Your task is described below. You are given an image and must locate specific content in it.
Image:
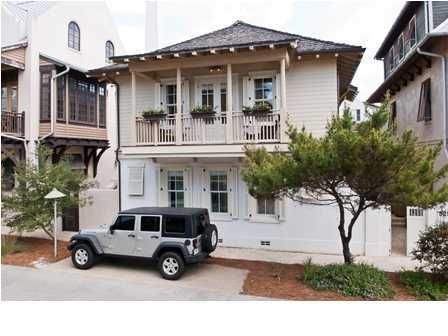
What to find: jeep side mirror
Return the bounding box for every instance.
[109,225,115,234]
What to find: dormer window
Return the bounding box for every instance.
[105,40,114,63]
[68,21,80,51]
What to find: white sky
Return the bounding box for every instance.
[106,0,407,101]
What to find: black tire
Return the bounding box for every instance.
[71,243,96,270]
[158,251,185,280]
[202,224,218,253]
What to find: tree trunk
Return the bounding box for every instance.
[341,237,353,264]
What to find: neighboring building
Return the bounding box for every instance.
[338,85,368,123]
[86,21,396,257]
[1,1,123,231]
[367,1,448,255]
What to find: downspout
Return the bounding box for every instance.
[39,65,70,142]
[416,47,448,158]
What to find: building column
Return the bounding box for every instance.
[131,71,137,145]
[226,64,233,143]
[176,67,182,145]
[280,58,288,142]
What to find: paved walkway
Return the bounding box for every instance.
[213,247,419,272]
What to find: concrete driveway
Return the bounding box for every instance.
[2,257,263,301]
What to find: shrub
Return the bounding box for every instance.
[399,271,448,300]
[1,236,26,256]
[242,101,272,114]
[191,105,215,115]
[303,260,395,299]
[411,223,448,277]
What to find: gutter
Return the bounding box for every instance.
[416,47,448,158]
[2,133,28,158]
[39,65,70,142]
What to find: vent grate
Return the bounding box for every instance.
[260,241,271,246]
[218,239,223,243]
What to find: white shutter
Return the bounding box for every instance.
[183,167,192,207]
[194,79,200,106]
[158,168,168,206]
[232,75,239,111]
[128,167,144,196]
[160,84,166,111]
[242,76,254,107]
[275,74,281,111]
[154,82,161,109]
[276,198,285,221]
[182,80,190,113]
[228,167,237,218]
[200,167,208,208]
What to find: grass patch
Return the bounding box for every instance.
[303,260,395,299]
[399,271,448,301]
[1,236,27,257]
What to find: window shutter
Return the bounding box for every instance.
[275,198,285,221]
[243,76,254,107]
[182,80,190,114]
[275,73,281,111]
[154,82,161,109]
[128,167,144,196]
[160,84,166,111]
[183,167,192,207]
[158,168,168,206]
[200,167,208,208]
[228,167,237,218]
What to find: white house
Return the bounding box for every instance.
[1,1,123,232]
[87,21,396,257]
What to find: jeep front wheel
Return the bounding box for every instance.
[158,252,185,280]
[71,243,96,270]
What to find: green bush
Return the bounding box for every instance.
[1,236,26,256]
[303,260,395,299]
[399,271,448,301]
[412,223,448,277]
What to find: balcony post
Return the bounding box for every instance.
[176,67,182,145]
[280,58,288,142]
[131,71,137,145]
[226,64,233,143]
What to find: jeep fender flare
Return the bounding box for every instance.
[69,234,104,255]
[152,242,189,260]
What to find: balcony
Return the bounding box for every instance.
[1,111,24,137]
[136,111,281,145]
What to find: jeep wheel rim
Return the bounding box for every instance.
[211,231,217,246]
[75,249,89,265]
[162,257,179,275]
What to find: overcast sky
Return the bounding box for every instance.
[107,0,406,101]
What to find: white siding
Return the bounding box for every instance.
[286,59,338,137]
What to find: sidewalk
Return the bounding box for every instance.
[213,246,419,272]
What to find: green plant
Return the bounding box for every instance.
[302,260,395,299]
[2,146,92,240]
[242,97,448,263]
[399,271,448,300]
[411,223,448,277]
[141,108,166,119]
[1,236,26,256]
[242,101,272,114]
[191,105,215,114]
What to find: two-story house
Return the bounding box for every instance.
[1,1,123,232]
[368,1,448,255]
[88,21,395,256]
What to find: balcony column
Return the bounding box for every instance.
[226,64,233,143]
[280,58,288,142]
[176,67,182,145]
[131,71,137,145]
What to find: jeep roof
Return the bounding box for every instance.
[119,207,208,216]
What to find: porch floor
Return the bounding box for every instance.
[212,246,419,272]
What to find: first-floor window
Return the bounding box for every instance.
[257,197,276,215]
[356,109,361,121]
[168,170,184,208]
[210,171,228,213]
[417,79,431,122]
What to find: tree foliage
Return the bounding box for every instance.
[242,99,448,263]
[2,146,92,239]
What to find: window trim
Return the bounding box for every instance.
[68,21,80,51]
[128,166,145,196]
[209,170,229,214]
[167,170,185,208]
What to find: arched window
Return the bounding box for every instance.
[68,21,80,51]
[105,40,114,63]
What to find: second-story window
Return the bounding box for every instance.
[220,83,227,112]
[254,77,273,108]
[166,84,177,115]
[57,76,65,121]
[105,41,114,63]
[201,84,214,108]
[40,72,51,121]
[408,17,416,48]
[398,35,404,60]
[68,77,97,125]
[98,84,106,127]
[417,79,431,122]
[68,21,80,51]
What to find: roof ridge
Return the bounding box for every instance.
[295,33,363,49]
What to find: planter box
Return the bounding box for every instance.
[142,114,166,121]
[190,112,216,118]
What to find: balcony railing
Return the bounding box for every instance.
[1,111,25,137]
[136,111,281,145]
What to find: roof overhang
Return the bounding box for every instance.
[41,137,109,148]
[1,56,25,70]
[40,53,88,73]
[367,33,448,103]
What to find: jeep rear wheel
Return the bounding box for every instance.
[71,243,96,270]
[158,252,185,280]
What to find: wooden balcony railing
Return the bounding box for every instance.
[135,111,281,145]
[1,111,25,137]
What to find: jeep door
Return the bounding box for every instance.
[135,215,162,258]
[106,215,137,256]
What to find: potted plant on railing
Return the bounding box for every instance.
[141,108,166,121]
[242,101,272,115]
[190,105,216,118]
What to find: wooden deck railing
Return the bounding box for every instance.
[1,111,25,137]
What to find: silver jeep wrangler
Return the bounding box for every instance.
[67,207,218,280]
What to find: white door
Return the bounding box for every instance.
[135,215,162,258]
[106,215,137,256]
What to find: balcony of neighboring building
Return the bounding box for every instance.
[1,66,24,138]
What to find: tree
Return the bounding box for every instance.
[2,146,92,240]
[242,99,448,263]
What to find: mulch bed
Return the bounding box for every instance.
[207,257,416,301]
[1,235,70,267]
